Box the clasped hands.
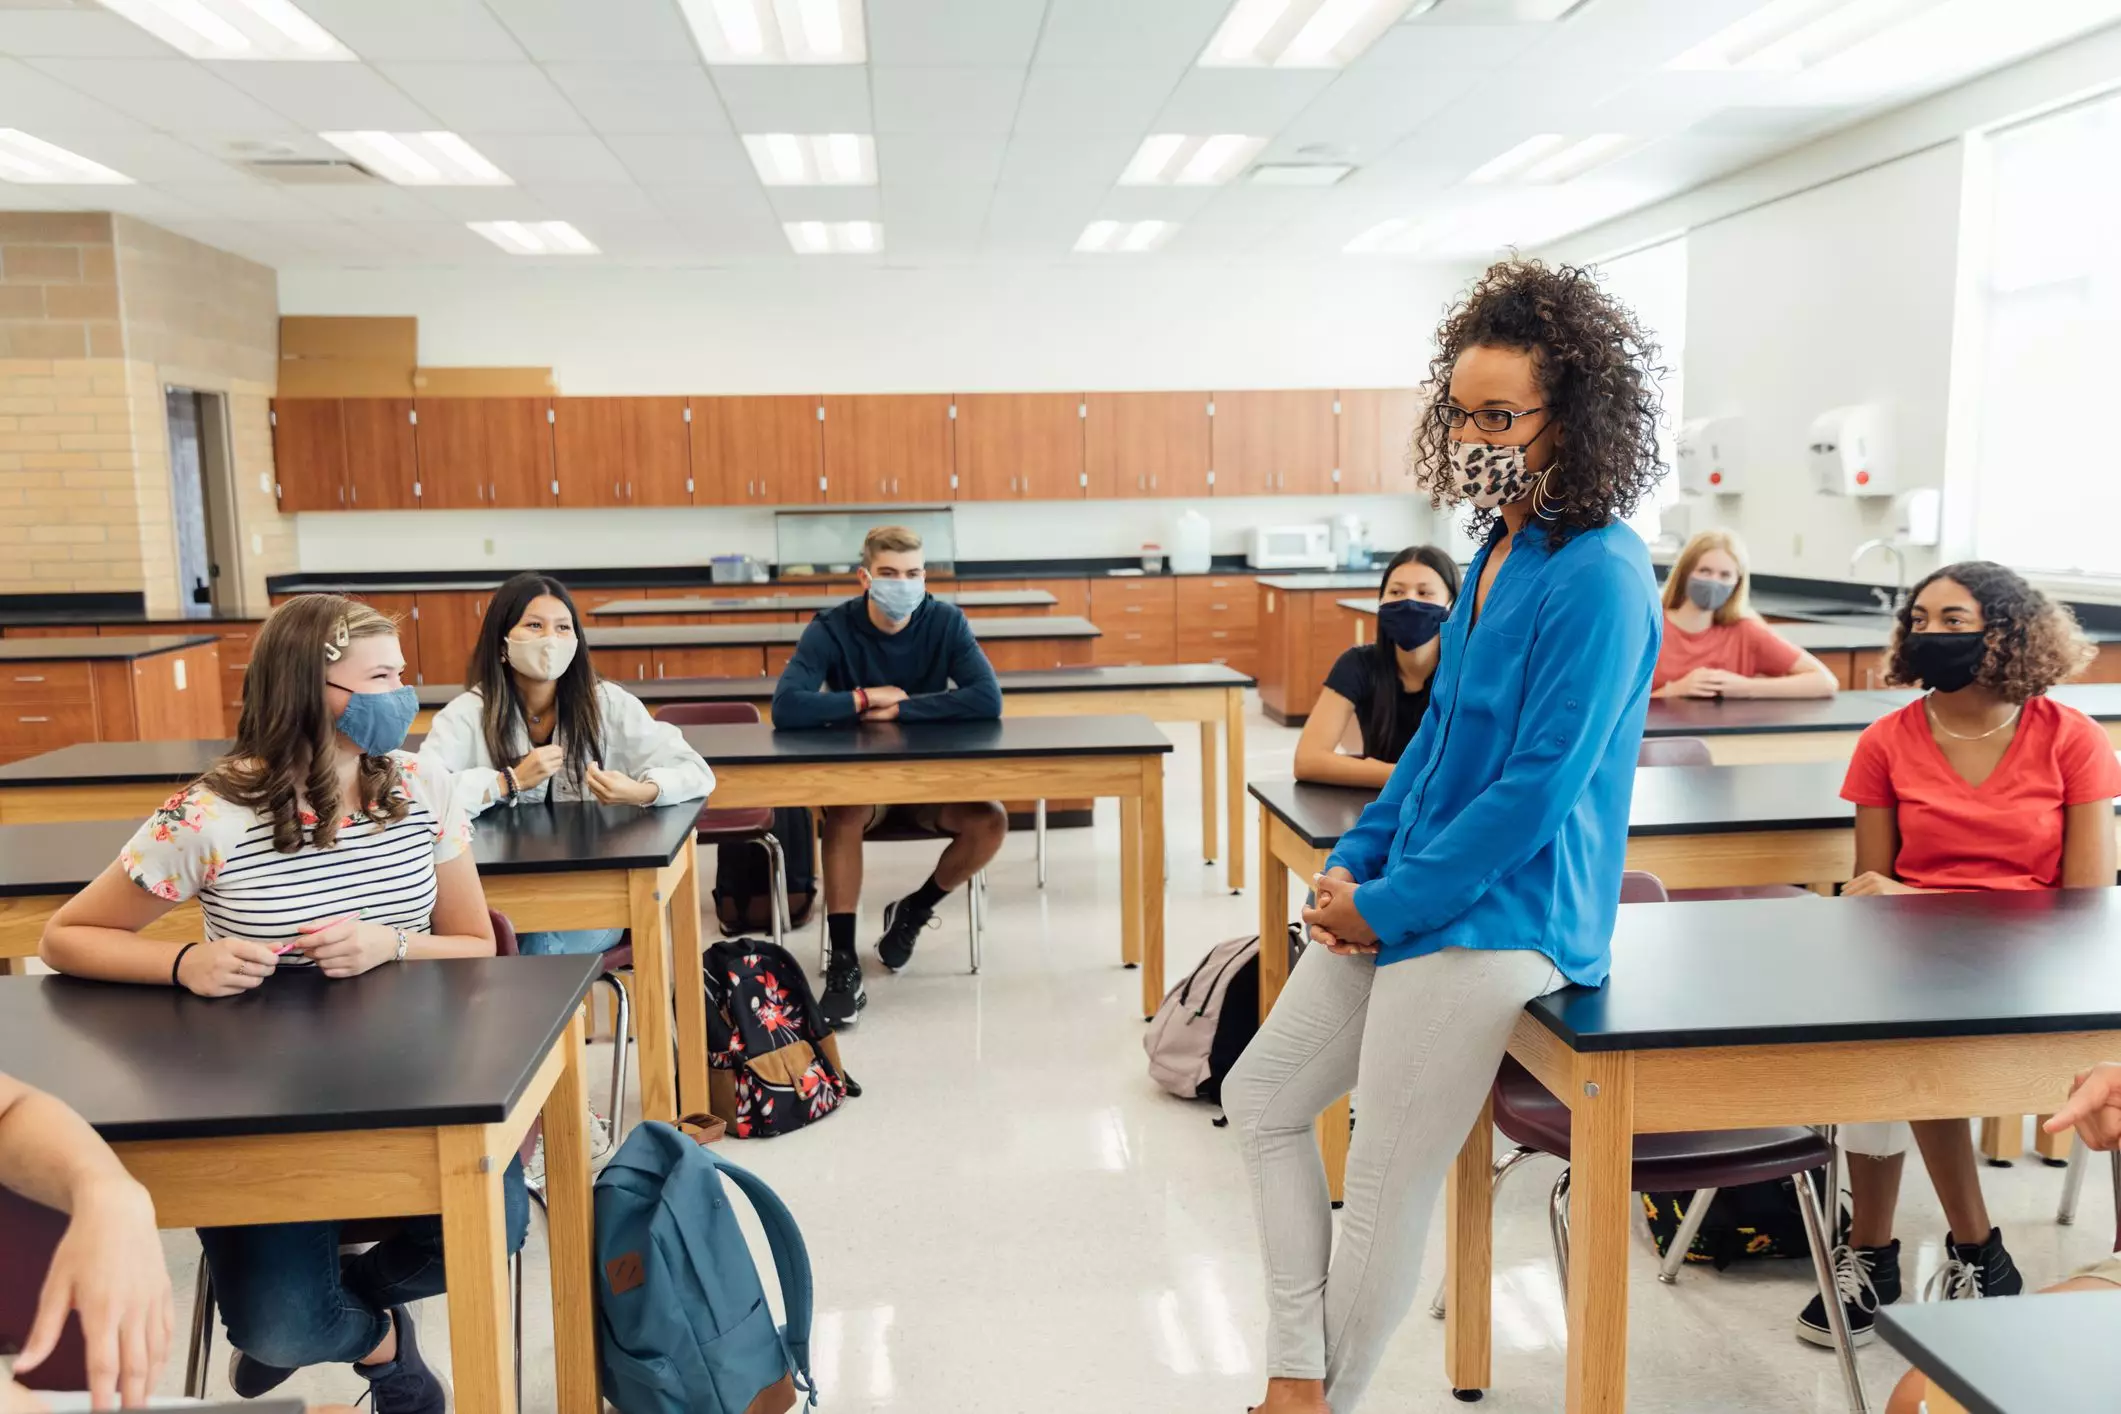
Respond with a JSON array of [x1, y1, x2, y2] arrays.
[[1302, 867, 1379, 956]]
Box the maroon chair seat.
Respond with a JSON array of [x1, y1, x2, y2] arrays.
[[1670, 884, 1815, 902], [599, 941, 633, 973], [697, 806, 774, 837], [0, 1188, 86, 1390]]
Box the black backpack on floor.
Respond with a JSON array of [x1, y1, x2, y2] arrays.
[[713, 806, 817, 936], [1641, 1178, 1841, 1269]]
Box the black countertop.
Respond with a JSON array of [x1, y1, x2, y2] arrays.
[[415, 661, 1255, 708], [0, 738, 225, 787], [589, 614, 1098, 649], [0, 956, 600, 1141], [1257, 572, 1386, 592], [589, 589, 1057, 616], [1533, 888, 2121, 1052], [1645, 684, 2121, 736], [1879, 1290, 2119, 1414], [686, 715, 1172, 764], [0, 634, 217, 661]]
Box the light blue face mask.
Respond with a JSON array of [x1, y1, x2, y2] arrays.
[[330, 683, 420, 755], [866, 576, 926, 623]]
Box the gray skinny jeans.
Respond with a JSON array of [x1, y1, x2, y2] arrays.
[[1225, 942, 1563, 1410]]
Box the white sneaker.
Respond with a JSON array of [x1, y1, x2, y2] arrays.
[[526, 1105, 613, 1190]]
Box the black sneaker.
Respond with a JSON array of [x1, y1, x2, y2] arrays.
[[1795, 1238, 1900, 1348], [356, 1306, 447, 1414], [876, 896, 940, 972], [1924, 1227, 2023, 1302], [228, 1348, 296, 1399], [818, 950, 866, 1028]]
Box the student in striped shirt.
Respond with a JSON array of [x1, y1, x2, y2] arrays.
[[41, 595, 513, 1414]]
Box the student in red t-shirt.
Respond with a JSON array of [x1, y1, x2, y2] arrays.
[[1795, 561, 2118, 1360], [1654, 529, 1838, 698]]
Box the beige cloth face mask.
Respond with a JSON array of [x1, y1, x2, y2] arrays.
[[506, 633, 577, 681]]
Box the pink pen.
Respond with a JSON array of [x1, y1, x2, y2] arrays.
[[281, 911, 360, 953]]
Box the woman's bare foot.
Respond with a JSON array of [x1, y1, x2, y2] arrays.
[[1251, 1377, 1331, 1413]]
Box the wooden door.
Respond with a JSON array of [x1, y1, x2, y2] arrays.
[[414, 398, 554, 509], [410, 590, 491, 690], [590, 648, 653, 683], [341, 399, 419, 510], [270, 399, 348, 512], [1212, 390, 1337, 496], [821, 395, 952, 503], [694, 396, 823, 507], [1085, 392, 1210, 499], [554, 397, 692, 508], [357, 592, 423, 687], [954, 393, 1084, 501], [1336, 389, 1423, 496]]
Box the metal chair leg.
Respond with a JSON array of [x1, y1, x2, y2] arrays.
[[1431, 1145, 1546, 1318], [598, 973, 632, 1145], [760, 831, 790, 949], [2060, 1140, 2089, 1224], [1035, 799, 1047, 889], [512, 1247, 524, 1413], [184, 1260, 214, 1399], [1548, 1169, 1572, 1293], [1657, 1187, 1719, 1284], [967, 870, 985, 974], [1796, 1166, 1870, 1414]]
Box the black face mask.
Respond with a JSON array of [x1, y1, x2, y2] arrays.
[[1904, 630, 1987, 693], [1377, 597, 1449, 652]]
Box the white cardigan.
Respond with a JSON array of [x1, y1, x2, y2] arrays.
[[419, 681, 715, 817]]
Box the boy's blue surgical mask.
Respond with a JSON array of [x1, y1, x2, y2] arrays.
[[867, 577, 926, 623]]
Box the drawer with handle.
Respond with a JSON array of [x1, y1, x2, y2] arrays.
[[6, 701, 100, 753], [0, 661, 95, 707]]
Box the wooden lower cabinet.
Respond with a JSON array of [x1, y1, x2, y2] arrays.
[[1174, 574, 1258, 674], [1257, 583, 1351, 724], [0, 643, 222, 765], [410, 591, 492, 690], [654, 647, 767, 680], [983, 638, 1093, 672], [590, 648, 652, 683], [952, 578, 1088, 618], [1088, 577, 1176, 667]]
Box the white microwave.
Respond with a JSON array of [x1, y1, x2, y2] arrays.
[[1247, 524, 1336, 570]]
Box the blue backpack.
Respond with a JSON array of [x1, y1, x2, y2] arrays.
[[593, 1122, 817, 1414]]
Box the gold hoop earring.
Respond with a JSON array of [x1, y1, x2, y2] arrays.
[[1531, 462, 1564, 522]]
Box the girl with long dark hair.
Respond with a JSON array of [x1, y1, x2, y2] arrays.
[[419, 571, 714, 956], [1294, 545, 1461, 788]]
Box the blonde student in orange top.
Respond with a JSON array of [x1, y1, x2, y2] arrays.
[[1654, 529, 1838, 699], [1795, 562, 2119, 1376]]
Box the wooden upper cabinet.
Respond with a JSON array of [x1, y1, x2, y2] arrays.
[[414, 397, 555, 510], [1336, 389, 1423, 496], [821, 395, 953, 503], [1085, 392, 1210, 499], [693, 396, 823, 506], [341, 398, 419, 510], [954, 393, 1085, 501], [270, 398, 348, 512], [553, 397, 692, 508], [1212, 390, 1338, 496]]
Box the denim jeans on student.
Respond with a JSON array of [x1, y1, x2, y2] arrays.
[[519, 927, 627, 956], [197, 1156, 530, 1369]]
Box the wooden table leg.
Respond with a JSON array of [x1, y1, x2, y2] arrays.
[[1257, 803, 1288, 1024], [1979, 1115, 2026, 1163], [1318, 1095, 1349, 1204], [1565, 1051, 1636, 1414], [1140, 755, 1166, 1019], [2036, 1115, 2073, 1163], [1119, 794, 1143, 970], [541, 1013, 599, 1414], [1224, 688, 1247, 893], [1925, 1377, 1971, 1414], [438, 1125, 516, 1414], [0, 956, 27, 977], [1445, 1095, 1494, 1397], [626, 868, 678, 1125], [1199, 720, 1219, 868], [668, 839, 709, 1121]]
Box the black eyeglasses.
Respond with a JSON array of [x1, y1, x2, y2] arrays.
[[1433, 404, 1546, 434]]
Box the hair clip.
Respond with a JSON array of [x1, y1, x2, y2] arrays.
[[323, 619, 351, 663]]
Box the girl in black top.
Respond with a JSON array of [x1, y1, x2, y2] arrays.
[[1293, 545, 1461, 789]]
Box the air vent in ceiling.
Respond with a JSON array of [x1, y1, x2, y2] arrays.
[[243, 158, 383, 186]]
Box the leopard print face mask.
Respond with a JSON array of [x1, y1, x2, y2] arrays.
[[1448, 440, 1539, 509]]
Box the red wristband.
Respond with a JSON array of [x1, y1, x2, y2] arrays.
[[855, 688, 869, 713]]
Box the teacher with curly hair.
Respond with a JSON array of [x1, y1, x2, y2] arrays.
[[1226, 258, 1669, 1414]]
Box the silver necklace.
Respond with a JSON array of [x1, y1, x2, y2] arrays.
[[1925, 691, 2019, 741]]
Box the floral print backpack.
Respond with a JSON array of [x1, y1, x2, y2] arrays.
[[703, 940, 854, 1138]]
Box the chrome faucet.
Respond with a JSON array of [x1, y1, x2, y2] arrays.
[[1850, 539, 1906, 614]]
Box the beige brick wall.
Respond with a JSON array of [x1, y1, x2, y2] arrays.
[[0, 213, 122, 361]]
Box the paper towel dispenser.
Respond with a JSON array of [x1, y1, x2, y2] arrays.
[[1808, 404, 1895, 497], [1676, 417, 1745, 496]]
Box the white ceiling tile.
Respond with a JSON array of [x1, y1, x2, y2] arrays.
[[708, 65, 871, 131], [868, 0, 1047, 67], [81, 185, 212, 221], [0, 186, 86, 212], [411, 185, 559, 220], [881, 182, 989, 236], [23, 59, 304, 137], [1152, 69, 1337, 133], [1012, 67, 1177, 136], [376, 63, 588, 133], [605, 132, 754, 186], [1032, 0, 1230, 67], [284, 183, 453, 221], [1095, 185, 1224, 221], [871, 67, 1024, 134], [204, 62, 439, 131], [153, 181, 329, 220], [545, 62, 728, 134], [290, 0, 528, 61], [463, 134, 631, 183], [527, 182, 667, 222], [0, 10, 177, 59], [665, 192, 788, 258], [648, 183, 776, 222], [995, 133, 1138, 187], [984, 182, 1106, 252], [41, 130, 248, 184], [875, 132, 1006, 186], [0, 59, 139, 131], [1349, 22, 1552, 75], [482, 0, 697, 62], [588, 219, 706, 261], [764, 186, 881, 221]]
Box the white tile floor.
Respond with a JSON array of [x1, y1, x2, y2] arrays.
[[149, 697, 2117, 1413]]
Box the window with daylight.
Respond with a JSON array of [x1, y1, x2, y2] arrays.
[[1592, 237, 1687, 540], [1968, 89, 2121, 579]]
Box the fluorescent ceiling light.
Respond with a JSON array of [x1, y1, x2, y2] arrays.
[[0, 129, 133, 184], [783, 220, 882, 254], [1344, 216, 1434, 254], [1667, 0, 1943, 71], [680, 0, 865, 63], [1200, 0, 1420, 69], [1464, 133, 1568, 184], [742, 132, 876, 186], [1463, 132, 1632, 185], [1075, 220, 1175, 253], [320, 131, 512, 186], [468, 221, 598, 256], [1249, 162, 1354, 186], [96, 0, 355, 60], [1121, 133, 1266, 186]]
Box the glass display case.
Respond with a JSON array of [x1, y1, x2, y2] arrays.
[[775, 507, 957, 575]]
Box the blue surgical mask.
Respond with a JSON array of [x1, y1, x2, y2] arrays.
[[867, 577, 926, 623], [331, 684, 419, 755], [1376, 597, 1449, 651]]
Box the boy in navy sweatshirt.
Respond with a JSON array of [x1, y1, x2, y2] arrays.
[[771, 526, 1005, 1026]]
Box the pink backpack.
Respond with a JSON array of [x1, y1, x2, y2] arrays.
[[1144, 933, 1264, 1104]]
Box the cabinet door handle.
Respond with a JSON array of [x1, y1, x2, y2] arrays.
[[1150, 474, 1157, 490], [1124, 605, 1143, 614], [1211, 603, 1227, 611], [627, 481, 633, 499], [13, 674, 45, 682], [19, 715, 50, 723], [613, 482, 619, 499]]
